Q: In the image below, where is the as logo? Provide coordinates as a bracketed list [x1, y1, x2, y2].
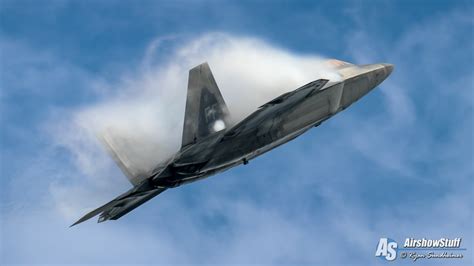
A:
[375, 238, 398, 261]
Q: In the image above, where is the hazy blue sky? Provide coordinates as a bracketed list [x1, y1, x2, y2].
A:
[1, 0, 473, 265]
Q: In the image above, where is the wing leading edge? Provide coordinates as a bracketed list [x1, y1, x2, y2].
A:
[70, 180, 167, 227]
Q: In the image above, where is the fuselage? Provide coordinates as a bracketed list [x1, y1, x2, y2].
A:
[72, 61, 394, 226]
[155, 62, 393, 187]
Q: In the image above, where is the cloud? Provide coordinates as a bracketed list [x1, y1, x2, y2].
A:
[49, 32, 340, 190]
[1, 7, 473, 266]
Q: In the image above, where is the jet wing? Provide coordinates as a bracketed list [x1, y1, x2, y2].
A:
[97, 187, 166, 223]
[70, 180, 167, 226]
[259, 79, 329, 108]
[223, 79, 329, 139]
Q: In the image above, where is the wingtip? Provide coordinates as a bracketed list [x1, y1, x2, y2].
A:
[69, 213, 89, 227]
[69, 221, 80, 228]
[69, 214, 101, 227]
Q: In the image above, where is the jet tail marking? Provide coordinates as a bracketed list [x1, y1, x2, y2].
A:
[181, 62, 231, 148]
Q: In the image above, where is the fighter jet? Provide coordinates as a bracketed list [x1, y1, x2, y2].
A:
[71, 60, 393, 226]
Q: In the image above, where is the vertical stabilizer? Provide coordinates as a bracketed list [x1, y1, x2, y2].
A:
[98, 129, 149, 186]
[181, 62, 231, 148]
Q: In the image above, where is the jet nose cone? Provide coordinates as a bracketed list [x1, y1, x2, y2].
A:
[381, 63, 394, 76]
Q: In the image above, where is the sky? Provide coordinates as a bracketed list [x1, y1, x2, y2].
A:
[1, 0, 473, 265]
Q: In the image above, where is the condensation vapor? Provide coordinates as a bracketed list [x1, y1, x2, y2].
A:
[66, 33, 341, 181]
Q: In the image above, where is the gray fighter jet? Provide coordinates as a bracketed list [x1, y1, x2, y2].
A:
[71, 60, 393, 226]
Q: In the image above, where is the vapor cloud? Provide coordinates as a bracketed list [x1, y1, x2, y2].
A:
[62, 33, 340, 186]
[1, 6, 472, 264]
